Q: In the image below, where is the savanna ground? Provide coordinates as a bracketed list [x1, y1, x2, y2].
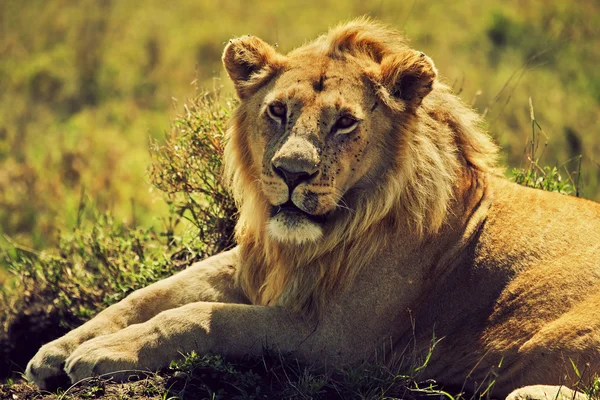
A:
[1, 1, 599, 399]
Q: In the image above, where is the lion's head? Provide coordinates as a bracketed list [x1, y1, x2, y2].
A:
[222, 18, 498, 314]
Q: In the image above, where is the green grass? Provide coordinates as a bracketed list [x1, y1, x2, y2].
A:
[510, 98, 582, 195]
[162, 348, 440, 400]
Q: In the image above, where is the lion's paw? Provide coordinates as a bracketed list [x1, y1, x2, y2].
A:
[506, 385, 588, 400]
[64, 334, 145, 384]
[26, 339, 74, 391]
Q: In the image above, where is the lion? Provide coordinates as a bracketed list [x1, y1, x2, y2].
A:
[26, 19, 600, 400]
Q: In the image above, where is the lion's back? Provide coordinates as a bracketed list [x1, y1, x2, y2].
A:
[479, 175, 600, 271]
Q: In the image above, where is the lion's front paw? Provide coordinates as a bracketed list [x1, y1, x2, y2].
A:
[26, 339, 74, 391]
[506, 385, 588, 400]
[64, 333, 146, 384]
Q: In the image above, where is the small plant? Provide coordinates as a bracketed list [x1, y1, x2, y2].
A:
[511, 98, 582, 196]
[164, 348, 441, 400]
[585, 375, 600, 399]
[81, 382, 106, 399]
[167, 352, 262, 399]
[148, 91, 238, 258]
[570, 360, 600, 400]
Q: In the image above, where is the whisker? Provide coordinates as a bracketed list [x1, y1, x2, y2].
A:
[330, 188, 355, 215]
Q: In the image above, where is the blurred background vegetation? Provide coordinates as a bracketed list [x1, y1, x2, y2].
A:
[1, 0, 599, 283]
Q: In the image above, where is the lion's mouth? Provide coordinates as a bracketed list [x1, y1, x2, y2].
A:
[270, 201, 327, 224]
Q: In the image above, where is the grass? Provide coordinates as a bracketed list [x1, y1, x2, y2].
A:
[0, 0, 599, 260]
[510, 98, 582, 195]
[161, 348, 441, 400]
[0, 346, 448, 400]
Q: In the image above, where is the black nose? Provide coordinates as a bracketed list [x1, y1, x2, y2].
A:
[273, 166, 317, 190]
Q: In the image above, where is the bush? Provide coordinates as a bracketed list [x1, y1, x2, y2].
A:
[148, 91, 237, 257]
[0, 211, 177, 378]
[0, 91, 237, 380]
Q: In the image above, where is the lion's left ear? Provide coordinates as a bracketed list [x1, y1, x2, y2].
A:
[222, 35, 285, 99]
[379, 50, 437, 110]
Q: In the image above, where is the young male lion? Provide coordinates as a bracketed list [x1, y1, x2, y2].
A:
[26, 19, 600, 399]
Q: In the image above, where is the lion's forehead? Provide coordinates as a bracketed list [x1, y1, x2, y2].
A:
[272, 56, 369, 104]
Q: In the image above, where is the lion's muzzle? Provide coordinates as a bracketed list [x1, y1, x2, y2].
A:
[264, 136, 331, 243]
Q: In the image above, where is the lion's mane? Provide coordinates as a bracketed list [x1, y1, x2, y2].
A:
[223, 19, 499, 316]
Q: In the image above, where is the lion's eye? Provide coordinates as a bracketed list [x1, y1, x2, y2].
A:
[267, 102, 287, 121]
[334, 115, 358, 133]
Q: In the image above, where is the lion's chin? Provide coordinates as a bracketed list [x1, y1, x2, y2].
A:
[267, 211, 323, 245]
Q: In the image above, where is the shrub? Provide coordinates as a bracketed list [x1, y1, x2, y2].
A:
[0, 91, 237, 380]
[148, 91, 237, 257]
[0, 210, 178, 379]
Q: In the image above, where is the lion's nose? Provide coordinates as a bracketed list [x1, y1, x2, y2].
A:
[273, 165, 318, 191]
[271, 136, 321, 190]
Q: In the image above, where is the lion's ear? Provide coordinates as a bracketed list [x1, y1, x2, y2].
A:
[222, 36, 285, 99]
[380, 50, 437, 110]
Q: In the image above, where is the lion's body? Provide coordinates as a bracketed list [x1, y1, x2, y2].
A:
[26, 19, 600, 399]
[403, 176, 600, 390]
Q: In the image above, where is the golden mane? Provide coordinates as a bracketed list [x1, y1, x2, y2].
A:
[223, 19, 499, 316]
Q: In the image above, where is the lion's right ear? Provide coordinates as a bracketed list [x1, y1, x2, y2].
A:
[378, 50, 437, 112]
[222, 36, 285, 99]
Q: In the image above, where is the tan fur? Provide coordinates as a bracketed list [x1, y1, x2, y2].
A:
[225, 19, 499, 316]
[26, 19, 600, 399]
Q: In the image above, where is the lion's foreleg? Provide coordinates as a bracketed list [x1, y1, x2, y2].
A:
[64, 301, 348, 384]
[26, 248, 243, 389]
